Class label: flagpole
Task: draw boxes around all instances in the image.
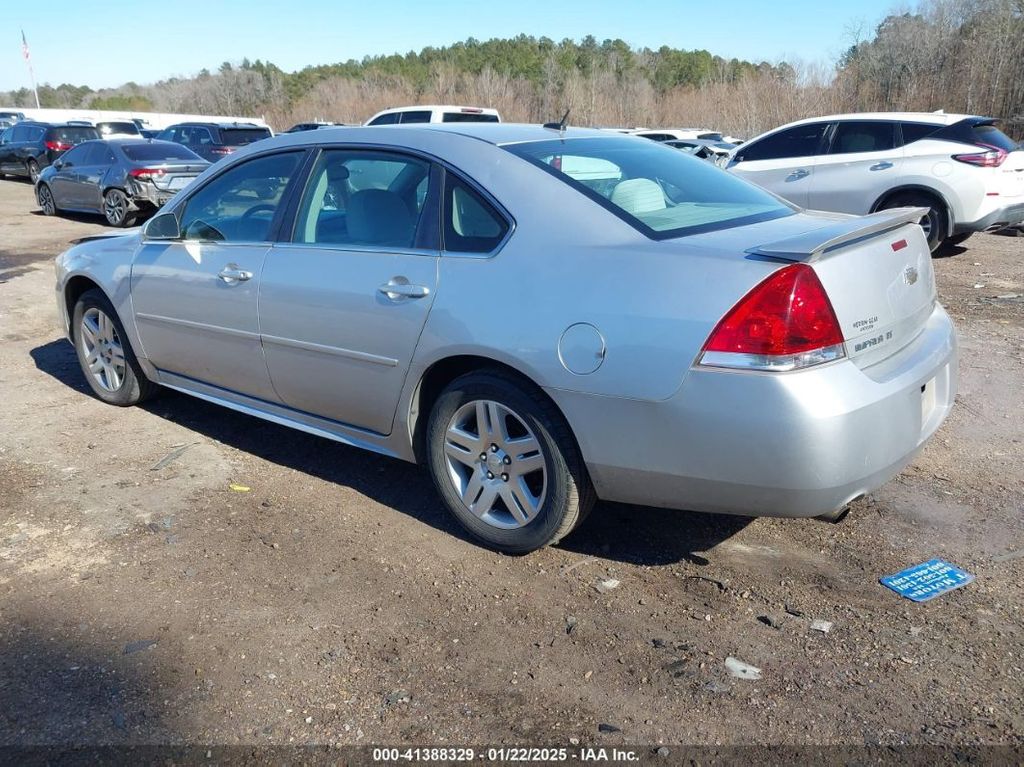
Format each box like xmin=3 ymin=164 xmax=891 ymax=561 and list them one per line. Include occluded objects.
xmin=21 ymin=30 xmax=40 ymax=110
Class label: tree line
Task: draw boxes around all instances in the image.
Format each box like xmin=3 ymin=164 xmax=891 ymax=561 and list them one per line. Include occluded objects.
xmin=3 ymin=0 xmax=1022 ymax=140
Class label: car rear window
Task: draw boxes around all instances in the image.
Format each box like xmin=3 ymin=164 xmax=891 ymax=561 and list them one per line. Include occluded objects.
xmin=121 ymin=143 xmax=204 ymax=162
xmin=971 ymin=123 xmax=1018 ymax=152
xmin=442 ymin=112 xmax=500 ymax=123
xmin=220 ymin=128 xmax=272 ymax=145
xmin=97 ymin=122 xmax=140 ymax=135
xmin=47 ymin=126 xmax=99 ymax=143
xmin=505 ymin=136 xmax=793 ymax=240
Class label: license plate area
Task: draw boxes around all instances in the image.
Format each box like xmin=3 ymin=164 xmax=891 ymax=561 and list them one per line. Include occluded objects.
xmin=921 ymin=377 xmax=937 ymax=426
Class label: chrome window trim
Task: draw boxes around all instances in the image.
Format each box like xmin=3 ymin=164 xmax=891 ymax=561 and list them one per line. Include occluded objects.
xmin=272 ymin=241 xmax=439 ymax=258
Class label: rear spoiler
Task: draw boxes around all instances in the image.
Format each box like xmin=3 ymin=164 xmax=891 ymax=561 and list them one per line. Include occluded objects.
xmin=747 ymin=207 xmax=929 ymax=262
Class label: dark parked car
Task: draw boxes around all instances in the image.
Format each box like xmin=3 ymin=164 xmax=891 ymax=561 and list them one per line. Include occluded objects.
xmin=155 ymin=122 xmax=272 ymax=162
xmin=35 ymin=139 xmax=209 ymax=227
xmin=0 ymin=122 xmax=99 ymax=183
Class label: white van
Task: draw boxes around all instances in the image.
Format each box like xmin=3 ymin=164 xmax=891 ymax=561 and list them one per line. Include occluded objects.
xmin=364 ymin=105 xmax=501 ymax=126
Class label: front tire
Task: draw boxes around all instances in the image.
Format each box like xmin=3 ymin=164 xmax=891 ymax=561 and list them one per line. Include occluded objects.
xmin=426 ymin=369 xmax=595 ymax=554
xmin=37 ymin=183 xmax=57 ymax=216
xmin=72 ymin=289 xmax=157 ymax=406
xmin=103 ymin=189 xmax=135 ymax=227
xmin=880 ymin=192 xmax=947 ymax=252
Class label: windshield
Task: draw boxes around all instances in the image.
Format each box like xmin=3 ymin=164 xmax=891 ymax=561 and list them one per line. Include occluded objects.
xmin=122 ymin=143 xmax=204 ymax=162
xmin=221 ymin=127 xmax=272 ymax=145
xmin=504 ymin=137 xmax=794 ymax=239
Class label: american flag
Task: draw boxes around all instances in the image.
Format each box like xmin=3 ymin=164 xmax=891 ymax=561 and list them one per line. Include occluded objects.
xmin=21 ymin=30 xmax=30 ymax=62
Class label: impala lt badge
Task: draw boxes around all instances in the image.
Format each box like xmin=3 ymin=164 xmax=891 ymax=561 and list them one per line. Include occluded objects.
xmin=904 ymin=266 xmax=919 ymax=285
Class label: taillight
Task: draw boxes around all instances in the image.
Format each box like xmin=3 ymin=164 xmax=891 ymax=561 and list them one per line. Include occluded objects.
xmin=952 ymin=143 xmax=1007 ymax=167
xmin=210 ymin=147 xmax=234 ymax=155
xmin=699 ymin=263 xmax=845 ymax=372
xmin=45 ymin=140 xmax=72 ymax=151
xmin=129 ymin=167 xmax=165 ymax=180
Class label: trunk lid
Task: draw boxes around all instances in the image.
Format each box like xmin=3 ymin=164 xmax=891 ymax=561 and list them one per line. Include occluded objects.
xmin=746 ymin=207 xmax=936 ymax=368
xmin=995 ymin=148 xmax=1024 ymax=200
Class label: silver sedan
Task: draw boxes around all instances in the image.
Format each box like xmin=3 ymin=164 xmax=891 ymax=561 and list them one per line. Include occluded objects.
xmin=54 ymin=124 xmax=957 ymax=553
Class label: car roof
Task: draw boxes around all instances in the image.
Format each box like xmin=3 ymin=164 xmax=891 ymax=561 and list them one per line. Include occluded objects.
xmin=313 ymin=122 xmax=615 ymax=146
xmin=168 ymin=121 xmax=266 ymax=129
xmin=784 ymin=111 xmax=977 ymax=127
xmin=374 ymin=104 xmax=500 ymax=114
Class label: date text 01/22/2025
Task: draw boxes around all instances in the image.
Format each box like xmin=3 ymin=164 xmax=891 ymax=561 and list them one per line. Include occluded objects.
xmin=372 ymin=746 xmax=642 ymax=762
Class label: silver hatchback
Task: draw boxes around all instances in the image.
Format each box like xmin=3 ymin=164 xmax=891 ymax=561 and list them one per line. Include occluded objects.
xmin=54 ymin=124 xmax=957 ymax=553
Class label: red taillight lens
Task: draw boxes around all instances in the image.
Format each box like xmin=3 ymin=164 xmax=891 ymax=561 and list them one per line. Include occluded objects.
xmin=952 ymin=143 xmax=1007 ymax=167
xmin=699 ymin=263 xmax=845 ymax=371
xmin=210 ymin=147 xmax=234 ymax=155
xmin=129 ymin=167 xmax=165 ymax=180
xmin=45 ymin=140 xmax=72 ymax=151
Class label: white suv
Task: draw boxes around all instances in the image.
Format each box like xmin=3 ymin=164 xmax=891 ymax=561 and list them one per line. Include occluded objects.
xmin=365 ymin=105 xmax=500 ymax=126
xmin=727 ymin=112 xmax=1024 ymax=251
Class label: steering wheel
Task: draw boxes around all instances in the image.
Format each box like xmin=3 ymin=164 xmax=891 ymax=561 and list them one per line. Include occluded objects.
xmin=240 ymin=204 xmax=276 ymax=221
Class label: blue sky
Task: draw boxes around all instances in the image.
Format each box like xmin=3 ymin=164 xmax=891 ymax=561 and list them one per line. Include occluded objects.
xmin=4 ymin=0 xmax=900 ymax=92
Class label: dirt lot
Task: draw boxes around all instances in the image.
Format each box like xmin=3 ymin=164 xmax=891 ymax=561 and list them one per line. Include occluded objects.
xmin=0 ymin=177 xmax=1022 ymax=751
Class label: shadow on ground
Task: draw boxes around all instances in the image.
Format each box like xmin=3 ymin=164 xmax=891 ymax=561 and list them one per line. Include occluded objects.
xmin=30 ymin=338 xmax=748 ymax=566
xmin=0 ymin=613 xmax=177 ymax=745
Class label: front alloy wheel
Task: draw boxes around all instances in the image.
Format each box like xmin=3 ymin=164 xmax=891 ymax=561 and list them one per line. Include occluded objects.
xmin=72 ymin=289 xmax=156 ymax=406
xmin=79 ymin=306 xmax=127 ymax=392
xmin=426 ymin=370 xmax=594 ymax=553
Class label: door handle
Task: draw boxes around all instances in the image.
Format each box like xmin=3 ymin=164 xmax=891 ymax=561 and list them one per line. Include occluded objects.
xmin=786 ymin=169 xmax=809 ymax=181
xmin=378 ymin=279 xmax=430 ymax=300
xmin=870 ymin=161 xmax=894 ymax=171
xmin=217 ymin=264 xmax=253 ymax=284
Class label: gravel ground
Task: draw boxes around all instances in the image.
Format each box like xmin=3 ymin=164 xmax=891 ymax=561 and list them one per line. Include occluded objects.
xmin=0 ymin=178 xmax=1021 ymax=750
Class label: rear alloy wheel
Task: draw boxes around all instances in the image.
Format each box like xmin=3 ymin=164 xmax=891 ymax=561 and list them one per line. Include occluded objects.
xmin=27 ymin=160 xmax=40 ymax=185
xmin=103 ymin=189 xmax=135 ymax=227
xmin=72 ymin=289 xmax=157 ymax=406
xmin=37 ymin=183 xmax=57 ymax=216
xmin=426 ymin=370 xmax=594 ymax=554
xmin=880 ymin=192 xmax=947 ymax=253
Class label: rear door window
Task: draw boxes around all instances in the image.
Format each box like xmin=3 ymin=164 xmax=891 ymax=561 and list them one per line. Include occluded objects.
xmin=828 ymin=121 xmax=896 ymax=154
xmin=292 ymin=150 xmax=432 ymax=248
xmin=900 ymin=122 xmax=942 ymax=145
xmin=84 ymin=143 xmax=116 ymax=165
xmin=738 ymin=123 xmax=828 ymax=162
xmin=398 ymin=111 xmax=432 ymax=124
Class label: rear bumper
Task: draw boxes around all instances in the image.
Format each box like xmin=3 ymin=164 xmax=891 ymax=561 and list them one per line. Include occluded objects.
xmin=954 ymin=201 xmax=1024 ymax=233
xmin=550 ymin=304 xmax=958 ymax=518
xmin=126 ymin=180 xmax=175 ymax=209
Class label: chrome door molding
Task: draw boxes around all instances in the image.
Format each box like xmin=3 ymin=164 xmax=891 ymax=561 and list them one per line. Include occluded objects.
xmin=134 ymin=312 xmax=261 ymax=341
xmin=260 ymin=334 xmax=399 ymax=367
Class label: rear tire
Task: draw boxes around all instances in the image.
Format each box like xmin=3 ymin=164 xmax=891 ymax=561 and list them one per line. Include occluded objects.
xmin=879 ymin=192 xmax=947 ymax=253
xmin=72 ymin=289 xmax=157 ymax=406
xmin=426 ymin=369 xmax=595 ymax=554
xmin=27 ymin=160 xmax=40 ymax=185
xmin=103 ymin=189 xmax=135 ymax=227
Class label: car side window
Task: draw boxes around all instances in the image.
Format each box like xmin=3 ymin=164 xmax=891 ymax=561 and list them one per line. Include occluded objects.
xmin=59 ymin=145 xmax=89 ymax=166
xmin=900 ymin=122 xmax=942 ymax=145
xmin=828 ymin=121 xmax=896 ymax=154
xmin=179 ymin=151 xmax=302 ymax=243
xmin=84 ymin=143 xmax=115 ymax=165
xmin=192 ymin=127 xmax=214 ymax=147
xmin=443 ymin=174 xmax=509 ymax=254
xmin=398 ymin=111 xmax=431 ymax=124
xmin=737 ymin=123 xmax=828 ymax=162
xmin=292 ymin=149 xmax=431 ymax=248
xmin=0 ymin=128 xmax=10 ymax=144
xmin=367 ymin=113 xmax=400 ymax=126
xmin=12 ymin=125 xmax=28 ymax=142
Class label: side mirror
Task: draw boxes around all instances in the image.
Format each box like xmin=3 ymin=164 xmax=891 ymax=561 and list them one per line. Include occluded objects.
xmin=144 ymin=212 xmax=181 ymax=240
xmin=55 ymin=160 xmax=68 ymax=170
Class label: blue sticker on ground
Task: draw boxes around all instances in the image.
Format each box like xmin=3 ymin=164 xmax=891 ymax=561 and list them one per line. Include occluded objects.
xmin=880 ymin=558 xmax=974 ymax=602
